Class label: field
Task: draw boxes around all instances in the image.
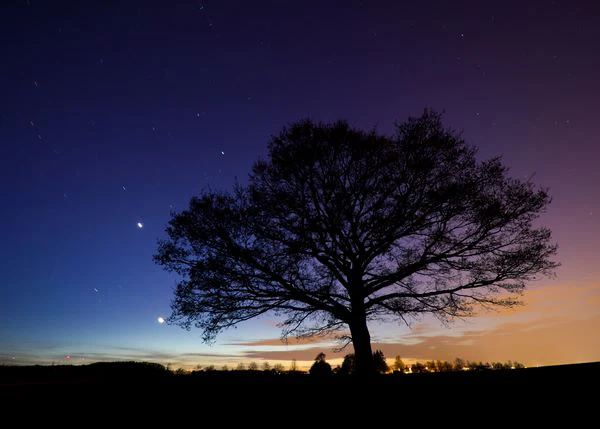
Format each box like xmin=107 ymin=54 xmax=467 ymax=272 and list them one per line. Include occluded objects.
xmin=2 ymin=361 xmax=598 ymax=401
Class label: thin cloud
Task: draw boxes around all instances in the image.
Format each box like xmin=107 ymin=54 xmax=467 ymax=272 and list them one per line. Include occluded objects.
xmin=0 ymin=347 xmax=241 ymax=366
xmin=240 ymin=315 xmax=600 ymax=366
xmin=226 ymin=333 xmax=343 ymax=347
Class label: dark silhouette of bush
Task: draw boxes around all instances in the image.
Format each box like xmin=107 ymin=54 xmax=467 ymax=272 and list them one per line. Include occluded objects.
xmin=338 ymin=353 xmax=356 ymax=375
xmin=309 ymin=353 xmax=332 ymax=376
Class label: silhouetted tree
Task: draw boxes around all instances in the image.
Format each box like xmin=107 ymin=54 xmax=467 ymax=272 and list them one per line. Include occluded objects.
xmin=437 ymin=360 xmax=453 ymax=372
xmin=236 ymin=362 xmax=246 ymax=371
xmin=247 ymin=361 xmax=258 ymax=371
xmin=155 ymin=111 xmax=558 ymax=375
xmin=373 ymin=350 xmax=389 ymax=374
xmin=492 ymin=362 xmax=503 ymax=370
xmin=339 ymin=353 xmax=356 ymax=375
xmin=411 ymin=362 xmax=426 ymax=373
xmin=289 ymin=359 xmax=298 ymax=372
xmin=262 ymin=361 xmax=271 ymax=371
xmin=428 ymin=361 xmax=437 ymax=372
xmin=393 ymin=355 xmax=406 ymax=373
xmin=273 ymin=363 xmax=285 ymax=373
xmin=468 ymin=361 xmax=478 ymax=370
xmin=469 ymin=361 xmax=488 ymax=371
xmin=309 ymin=352 xmax=332 ymax=376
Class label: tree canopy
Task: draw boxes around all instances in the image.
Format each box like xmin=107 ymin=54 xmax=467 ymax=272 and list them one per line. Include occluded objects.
xmin=373 ymin=350 xmax=390 ymax=374
xmin=154 ymin=110 xmax=558 ymax=375
xmin=309 ymin=352 xmax=333 ymax=376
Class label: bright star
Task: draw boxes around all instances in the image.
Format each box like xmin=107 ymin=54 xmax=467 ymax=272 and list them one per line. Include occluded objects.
xmin=137 ymin=222 xmax=143 ymax=228
xmin=158 ymin=317 xmax=165 ymax=324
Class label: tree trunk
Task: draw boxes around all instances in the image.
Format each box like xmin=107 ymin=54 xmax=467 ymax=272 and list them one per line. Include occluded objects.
xmin=349 ymin=314 xmax=375 ymax=376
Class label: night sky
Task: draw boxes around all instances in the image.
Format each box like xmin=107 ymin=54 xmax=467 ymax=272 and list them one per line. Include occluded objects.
xmin=2 ymin=0 xmax=599 ymax=369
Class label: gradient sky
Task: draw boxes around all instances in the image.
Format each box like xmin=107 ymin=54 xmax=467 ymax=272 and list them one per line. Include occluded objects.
xmin=1 ymin=0 xmax=598 ymax=370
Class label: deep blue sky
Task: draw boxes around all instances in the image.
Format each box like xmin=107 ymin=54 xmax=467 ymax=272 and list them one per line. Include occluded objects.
xmin=1 ymin=0 xmax=599 ymax=368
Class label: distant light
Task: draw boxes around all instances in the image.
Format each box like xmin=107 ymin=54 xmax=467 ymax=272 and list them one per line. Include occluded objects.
xmin=221 ymin=151 xmax=225 ymax=155
xmin=65 ymin=355 xmax=71 ymax=360
xmin=137 ymin=222 xmax=143 ymax=229
xmin=158 ymin=317 xmax=165 ymax=324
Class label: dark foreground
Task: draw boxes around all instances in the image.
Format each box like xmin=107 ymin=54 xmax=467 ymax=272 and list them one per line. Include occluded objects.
xmin=1 ymin=361 xmax=598 ymax=414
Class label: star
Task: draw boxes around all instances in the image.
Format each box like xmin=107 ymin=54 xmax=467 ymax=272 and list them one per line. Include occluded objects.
xmin=157 ymin=317 xmax=165 ymax=324
xmin=137 ymin=222 xmax=143 ymax=228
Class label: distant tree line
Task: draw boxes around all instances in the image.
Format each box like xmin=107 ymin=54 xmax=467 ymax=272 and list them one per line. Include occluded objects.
xmin=318 ymin=352 xmax=524 ymax=376
xmin=175 ymin=353 xmax=524 ymax=376
xmin=182 ymin=359 xmax=301 ymax=375
xmin=402 ymin=357 xmax=525 ymax=374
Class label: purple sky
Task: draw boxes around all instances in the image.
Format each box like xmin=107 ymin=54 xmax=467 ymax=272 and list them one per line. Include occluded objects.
xmin=1 ymin=0 xmax=598 ymax=368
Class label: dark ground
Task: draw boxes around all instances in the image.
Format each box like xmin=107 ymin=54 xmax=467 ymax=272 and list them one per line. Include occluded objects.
xmin=1 ymin=361 xmax=597 ymax=417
